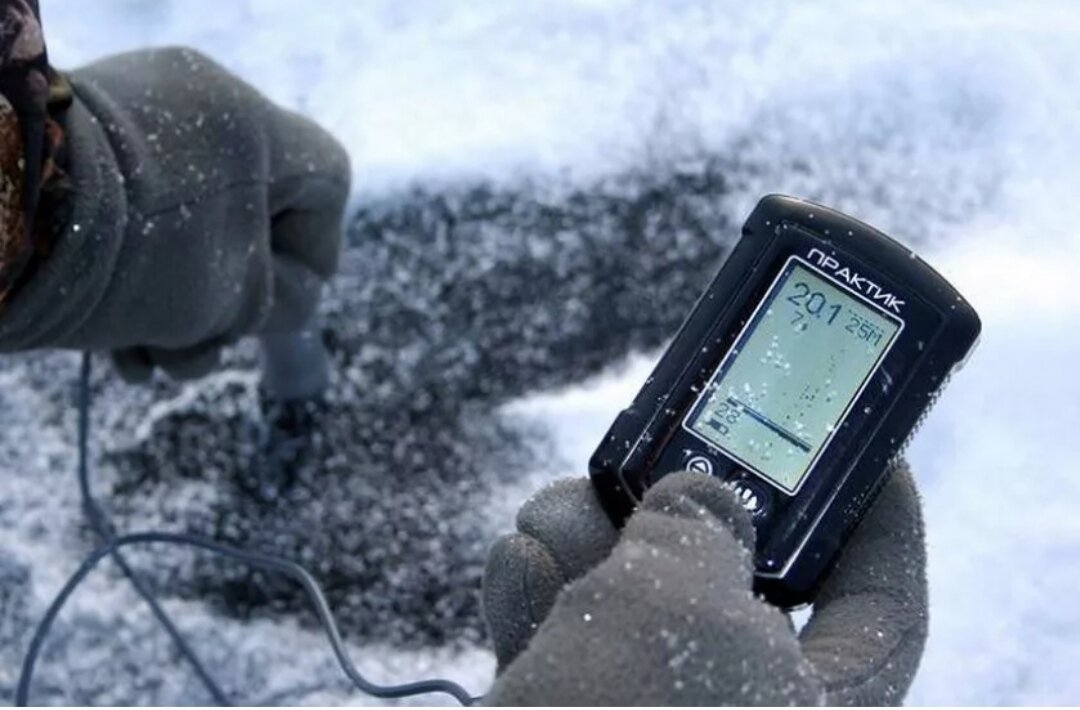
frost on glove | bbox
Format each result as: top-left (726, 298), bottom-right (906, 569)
top-left (483, 467), bottom-right (928, 705)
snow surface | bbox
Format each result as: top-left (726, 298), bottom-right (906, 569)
top-left (2, 0), bottom-right (1074, 705)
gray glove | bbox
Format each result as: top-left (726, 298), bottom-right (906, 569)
top-left (483, 465), bottom-right (928, 705)
top-left (0, 48), bottom-right (349, 383)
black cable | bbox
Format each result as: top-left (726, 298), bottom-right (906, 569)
top-left (15, 352), bottom-right (479, 706)
top-left (74, 353), bottom-right (233, 705)
top-left (16, 532), bottom-right (478, 707)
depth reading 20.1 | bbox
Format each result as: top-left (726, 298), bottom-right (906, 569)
top-left (786, 281), bottom-right (888, 347)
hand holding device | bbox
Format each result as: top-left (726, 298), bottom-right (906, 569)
top-left (483, 469), bottom-right (928, 705)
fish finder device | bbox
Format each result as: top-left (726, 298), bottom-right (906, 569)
top-left (589, 195), bottom-right (980, 607)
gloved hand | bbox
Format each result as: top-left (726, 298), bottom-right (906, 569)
top-left (0, 47), bottom-right (349, 383)
top-left (483, 465), bottom-right (928, 705)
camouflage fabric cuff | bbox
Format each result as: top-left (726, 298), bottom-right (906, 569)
top-left (0, 72), bottom-right (72, 309)
top-left (0, 0), bottom-right (71, 308)
top-left (0, 95), bottom-right (28, 305)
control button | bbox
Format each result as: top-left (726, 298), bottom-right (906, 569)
top-left (684, 454), bottom-right (715, 476)
top-left (730, 479), bottom-right (767, 518)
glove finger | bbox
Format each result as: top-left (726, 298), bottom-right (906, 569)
top-left (484, 478), bottom-right (619, 671)
top-left (515, 477), bottom-right (619, 582)
top-left (148, 344), bottom-right (223, 381)
top-left (482, 533), bottom-right (565, 671)
top-left (799, 462), bottom-right (928, 706)
top-left (111, 347), bottom-right (155, 384)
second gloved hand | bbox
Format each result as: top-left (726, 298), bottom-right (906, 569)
top-left (0, 48), bottom-right (349, 383)
top-left (483, 466), bottom-right (928, 705)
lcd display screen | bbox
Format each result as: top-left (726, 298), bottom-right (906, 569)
top-left (684, 258), bottom-right (902, 493)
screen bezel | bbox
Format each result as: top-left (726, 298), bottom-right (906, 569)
top-left (679, 254), bottom-right (905, 495)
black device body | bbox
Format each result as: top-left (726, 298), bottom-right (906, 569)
top-left (589, 195), bottom-right (980, 607)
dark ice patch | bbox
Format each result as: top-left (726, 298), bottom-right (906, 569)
top-left (89, 158), bottom-right (738, 648)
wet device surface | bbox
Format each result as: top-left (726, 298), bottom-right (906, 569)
top-left (590, 195), bottom-right (980, 607)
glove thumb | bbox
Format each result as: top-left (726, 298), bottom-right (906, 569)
top-left (621, 471), bottom-right (758, 591)
top-left (486, 472), bottom-right (822, 706)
